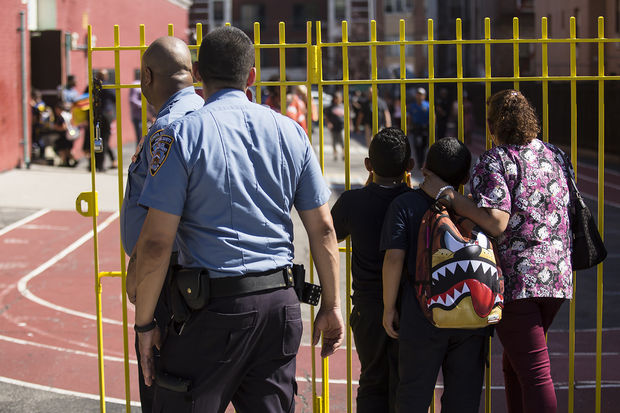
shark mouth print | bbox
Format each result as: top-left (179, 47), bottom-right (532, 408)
top-left (428, 226), bottom-right (503, 318)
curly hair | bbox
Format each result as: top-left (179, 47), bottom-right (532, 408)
top-left (487, 89), bottom-right (540, 145)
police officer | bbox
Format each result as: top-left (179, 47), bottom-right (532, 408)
top-left (133, 26), bottom-right (344, 412)
top-left (120, 36), bottom-right (204, 412)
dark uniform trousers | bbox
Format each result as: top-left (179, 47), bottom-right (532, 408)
top-left (350, 299), bottom-right (399, 413)
top-left (136, 254), bottom-right (176, 413)
top-left (153, 287), bottom-right (302, 413)
top-left (396, 288), bottom-right (486, 413)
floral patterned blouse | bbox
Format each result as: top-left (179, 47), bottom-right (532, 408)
top-left (471, 138), bottom-right (573, 303)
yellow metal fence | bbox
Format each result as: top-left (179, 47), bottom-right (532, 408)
top-left (78, 16), bottom-right (618, 413)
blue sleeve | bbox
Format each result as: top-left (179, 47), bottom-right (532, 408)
top-left (293, 129), bottom-right (331, 211)
top-left (380, 197), bottom-right (409, 251)
top-left (138, 128), bottom-right (188, 216)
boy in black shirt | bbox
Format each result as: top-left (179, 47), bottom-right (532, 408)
top-left (381, 137), bottom-right (486, 413)
top-left (331, 127), bottom-right (413, 413)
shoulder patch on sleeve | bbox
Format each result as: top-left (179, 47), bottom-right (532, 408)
top-left (149, 134), bottom-right (174, 176)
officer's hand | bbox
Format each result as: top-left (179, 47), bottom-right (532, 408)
top-left (382, 307), bottom-right (400, 339)
top-left (126, 255), bottom-right (137, 304)
top-left (137, 327), bottom-right (161, 387)
top-left (312, 307), bottom-right (344, 358)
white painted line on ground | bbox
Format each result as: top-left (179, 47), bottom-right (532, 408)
top-left (0, 333), bottom-right (136, 365)
top-left (0, 209), bottom-right (50, 237)
top-left (0, 376), bottom-right (141, 407)
top-left (17, 212), bottom-right (123, 326)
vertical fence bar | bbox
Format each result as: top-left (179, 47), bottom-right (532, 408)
top-left (484, 18), bottom-right (492, 151)
top-left (253, 23), bottom-right (262, 104)
top-left (513, 17), bottom-right (520, 90)
top-left (340, 18), bottom-right (353, 413)
top-left (306, 21), bottom-right (314, 146)
top-left (196, 23), bottom-right (203, 61)
top-left (87, 24), bottom-right (106, 413)
top-left (112, 25), bottom-right (132, 413)
top-left (595, 16), bottom-right (605, 413)
top-left (370, 20), bottom-right (378, 137)
top-left (483, 15), bottom-right (493, 410)
top-left (541, 17), bottom-right (549, 143)
top-left (279, 22), bottom-right (287, 116)
top-left (567, 17), bottom-right (578, 413)
top-left (399, 20), bottom-right (407, 134)
top-left (455, 18), bottom-right (463, 143)
top-left (168, 23), bottom-right (173, 36)
top-left (317, 21), bottom-right (325, 172)
top-left (139, 25), bottom-right (147, 137)
top-left (427, 19), bottom-right (435, 146)
top-left (315, 21), bottom-right (330, 413)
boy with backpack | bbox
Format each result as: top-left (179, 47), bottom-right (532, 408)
top-left (381, 137), bottom-right (491, 412)
top-left (331, 127), bottom-right (414, 413)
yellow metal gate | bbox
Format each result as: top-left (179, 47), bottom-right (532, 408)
top-left (77, 16), bottom-right (618, 413)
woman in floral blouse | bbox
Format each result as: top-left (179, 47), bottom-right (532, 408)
top-left (421, 89), bottom-right (573, 413)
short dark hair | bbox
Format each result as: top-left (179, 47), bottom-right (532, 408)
top-left (368, 127), bottom-right (411, 178)
top-left (487, 89), bottom-right (540, 145)
top-left (198, 26), bottom-right (254, 90)
top-left (425, 137), bottom-right (471, 188)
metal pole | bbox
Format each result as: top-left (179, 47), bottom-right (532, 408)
top-left (19, 10), bottom-right (30, 169)
top-left (65, 32), bottom-right (71, 80)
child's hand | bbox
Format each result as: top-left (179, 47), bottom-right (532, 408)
top-left (420, 167), bottom-right (449, 199)
top-left (383, 307), bottom-right (400, 339)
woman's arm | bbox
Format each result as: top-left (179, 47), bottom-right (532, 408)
top-left (421, 169), bottom-right (510, 238)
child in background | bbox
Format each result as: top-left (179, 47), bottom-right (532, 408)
top-left (331, 127), bottom-right (413, 413)
top-left (381, 137), bottom-right (487, 413)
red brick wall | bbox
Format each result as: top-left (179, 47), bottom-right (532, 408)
top-left (0, 1), bottom-right (29, 171)
top-left (56, 0), bottom-right (190, 155)
top-left (0, 0), bottom-right (189, 172)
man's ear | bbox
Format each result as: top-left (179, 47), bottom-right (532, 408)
top-left (246, 67), bottom-right (256, 88)
top-left (406, 157), bottom-right (415, 171)
top-left (192, 62), bottom-right (202, 82)
top-left (143, 66), bottom-right (153, 86)
top-left (364, 157), bottom-right (373, 172)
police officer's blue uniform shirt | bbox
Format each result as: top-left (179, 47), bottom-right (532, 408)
top-left (139, 88), bottom-right (331, 276)
top-left (120, 86), bottom-right (204, 255)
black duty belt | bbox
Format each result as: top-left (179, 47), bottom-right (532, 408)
top-left (209, 267), bottom-right (294, 298)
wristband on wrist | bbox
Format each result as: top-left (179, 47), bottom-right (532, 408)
top-left (435, 185), bottom-right (455, 200)
top-left (134, 320), bottom-right (157, 333)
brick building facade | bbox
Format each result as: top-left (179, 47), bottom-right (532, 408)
top-left (0, 0), bottom-right (191, 172)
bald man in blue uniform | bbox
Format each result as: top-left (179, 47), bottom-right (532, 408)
top-left (120, 36), bottom-right (204, 413)
top-left (133, 26), bottom-right (344, 412)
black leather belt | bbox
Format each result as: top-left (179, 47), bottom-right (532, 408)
top-left (209, 267), bottom-right (295, 298)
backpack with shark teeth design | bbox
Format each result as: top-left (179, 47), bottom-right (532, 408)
top-left (414, 199), bottom-right (504, 329)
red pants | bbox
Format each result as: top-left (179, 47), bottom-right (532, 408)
top-left (496, 297), bottom-right (565, 413)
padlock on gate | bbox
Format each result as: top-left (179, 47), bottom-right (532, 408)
top-left (94, 122), bottom-right (103, 153)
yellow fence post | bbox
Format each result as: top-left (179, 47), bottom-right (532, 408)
top-left (595, 16), bottom-right (605, 413)
top-left (112, 24), bottom-right (132, 413)
top-left (541, 17), bottom-right (549, 143)
top-left (455, 18), bottom-right (463, 143)
top-left (86, 24), bottom-right (107, 413)
top-left (399, 20), bottom-right (407, 134)
top-left (427, 19), bottom-right (435, 146)
top-left (568, 16), bottom-right (577, 413)
top-left (484, 17), bottom-right (491, 151)
top-left (513, 17), bottom-right (520, 90)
